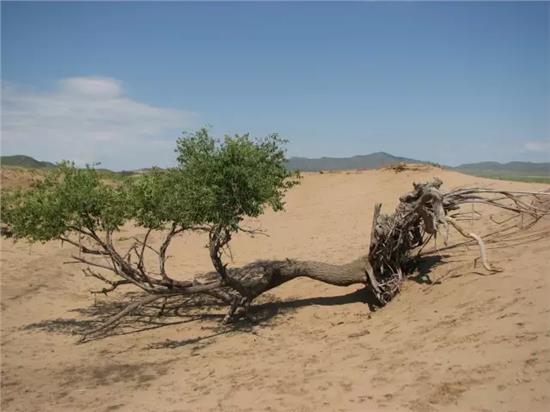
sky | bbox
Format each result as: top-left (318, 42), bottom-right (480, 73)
top-left (1, 1), bottom-right (549, 170)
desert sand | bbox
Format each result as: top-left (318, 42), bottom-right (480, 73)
top-left (0, 167), bottom-right (45, 189)
top-left (1, 167), bottom-right (549, 412)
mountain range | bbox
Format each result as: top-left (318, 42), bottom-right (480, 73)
top-left (456, 161), bottom-right (550, 176)
top-left (285, 152), bottom-right (428, 171)
top-left (2, 154), bottom-right (549, 178)
top-left (1, 155), bottom-right (56, 169)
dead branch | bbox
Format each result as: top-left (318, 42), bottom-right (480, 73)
top-left (60, 236), bottom-right (109, 255)
top-left (445, 217), bottom-right (500, 272)
top-left (79, 294), bottom-right (167, 341)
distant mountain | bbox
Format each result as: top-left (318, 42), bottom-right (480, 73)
top-left (4, 153), bottom-right (547, 180)
top-left (286, 152), bottom-right (426, 171)
top-left (1, 155), bottom-right (55, 169)
top-left (456, 161), bottom-right (550, 177)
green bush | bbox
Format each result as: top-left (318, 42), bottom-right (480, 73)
top-left (176, 128), bottom-right (299, 229)
top-left (1, 162), bottom-right (129, 242)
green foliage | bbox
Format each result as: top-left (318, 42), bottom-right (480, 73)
top-left (1, 129), bottom-right (300, 242)
top-left (126, 167), bottom-right (194, 230)
top-left (1, 162), bottom-right (129, 242)
top-left (176, 128), bottom-right (300, 229)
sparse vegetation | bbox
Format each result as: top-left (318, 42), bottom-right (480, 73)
top-left (382, 162), bottom-right (439, 173)
top-left (458, 170), bottom-right (550, 184)
top-left (456, 161), bottom-right (550, 183)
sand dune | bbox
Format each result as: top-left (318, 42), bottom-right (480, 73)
top-left (1, 167), bottom-right (549, 411)
top-left (0, 167), bottom-right (45, 189)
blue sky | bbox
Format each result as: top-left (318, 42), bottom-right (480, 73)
top-left (2, 1), bottom-right (549, 170)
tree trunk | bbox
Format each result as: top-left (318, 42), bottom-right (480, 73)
top-left (225, 257), bottom-right (369, 299)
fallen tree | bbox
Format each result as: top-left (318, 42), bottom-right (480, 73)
top-left (2, 129), bottom-right (549, 340)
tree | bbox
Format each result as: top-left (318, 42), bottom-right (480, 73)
top-left (1, 129), bottom-right (548, 340)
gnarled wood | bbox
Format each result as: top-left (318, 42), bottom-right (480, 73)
top-left (226, 257), bottom-right (369, 298)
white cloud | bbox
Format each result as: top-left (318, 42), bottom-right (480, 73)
top-left (59, 77), bottom-right (123, 98)
top-left (524, 140), bottom-right (550, 153)
top-left (1, 77), bottom-right (200, 170)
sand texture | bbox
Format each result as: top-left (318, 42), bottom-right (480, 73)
top-left (1, 167), bottom-right (549, 411)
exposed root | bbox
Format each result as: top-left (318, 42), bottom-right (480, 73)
top-left (445, 217), bottom-right (501, 272)
top-left (223, 296), bottom-right (252, 323)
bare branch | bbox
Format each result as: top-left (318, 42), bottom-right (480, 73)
top-left (137, 228), bottom-right (152, 275)
top-left (446, 217), bottom-right (500, 272)
top-left (82, 267), bottom-right (131, 295)
top-left (159, 224), bottom-right (185, 280)
top-left (80, 294), bottom-right (167, 341)
top-left (68, 255), bottom-right (117, 272)
top-left (236, 224), bottom-right (269, 237)
top-left (60, 237), bottom-right (108, 255)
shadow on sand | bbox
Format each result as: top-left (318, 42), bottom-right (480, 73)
top-left (24, 255), bottom-right (444, 347)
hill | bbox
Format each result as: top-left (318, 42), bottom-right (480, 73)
top-left (0, 155), bottom-right (56, 169)
top-left (3, 152), bottom-right (425, 175)
top-left (456, 161), bottom-right (550, 175)
top-left (455, 161), bottom-right (550, 183)
top-left (286, 152), bottom-right (426, 171)
top-left (0, 155), bottom-right (139, 184)
top-left (3, 153), bottom-right (548, 184)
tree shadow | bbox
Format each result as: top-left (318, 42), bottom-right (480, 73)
top-left (407, 254), bottom-right (449, 285)
top-left (145, 288), bottom-right (372, 351)
top-left (23, 286), bottom-right (373, 347)
top-left (23, 292), bottom-right (228, 340)
top-left (253, 287), bottom-right (382, 313)
top-left (23, 318), bottom-right (98, 335)
top-left (23, 255), bottom-right (444, 346)
top-left (262, 288), bottom-right (369, 310)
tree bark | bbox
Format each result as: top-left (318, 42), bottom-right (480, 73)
top-left (225, 257), bottom-right (369, 299)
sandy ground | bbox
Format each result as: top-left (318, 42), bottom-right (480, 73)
top-left (0, 167), bottom-right (45, 189)
top-left (1, 167), bottom-right (549, 411)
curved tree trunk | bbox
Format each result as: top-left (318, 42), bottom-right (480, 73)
top-left (226, 257), bottom-right (369, 299)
